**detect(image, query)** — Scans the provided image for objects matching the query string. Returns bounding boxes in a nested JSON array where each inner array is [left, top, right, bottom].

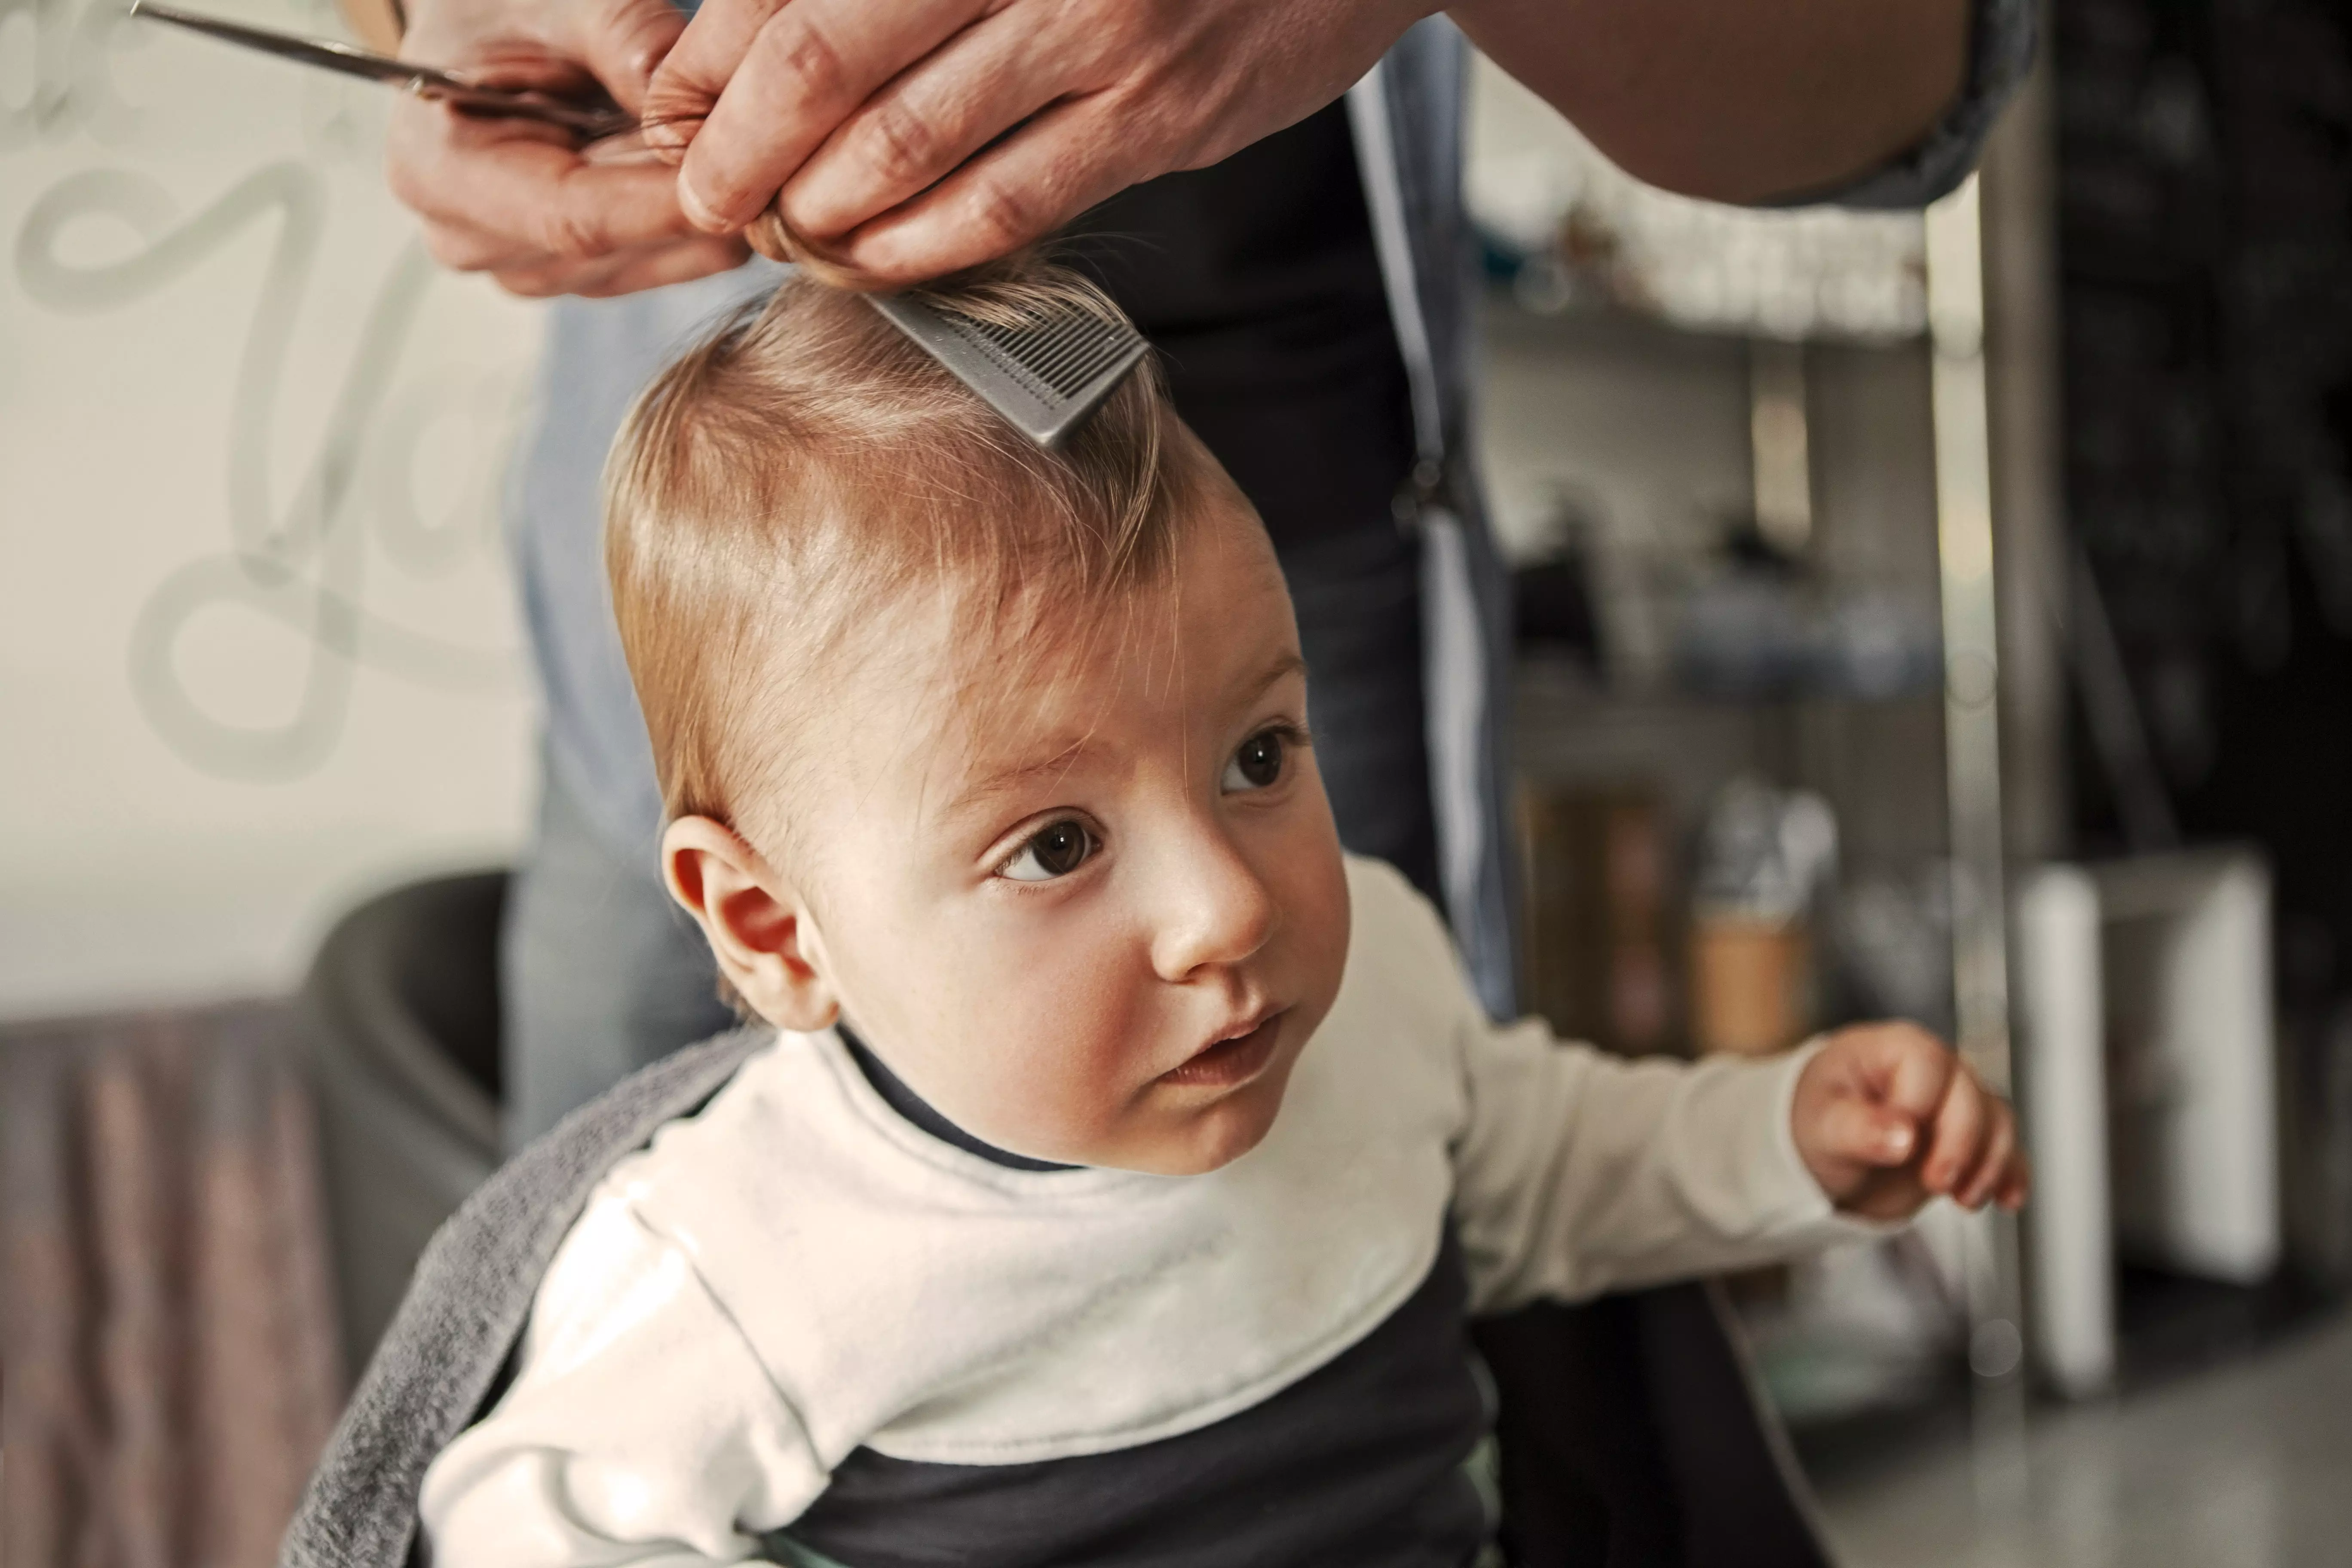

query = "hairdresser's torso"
[[1063, 101, 1418, 554]]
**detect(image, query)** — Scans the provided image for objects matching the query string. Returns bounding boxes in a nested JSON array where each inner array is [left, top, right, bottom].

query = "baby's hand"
[[1791, 1022, 2029, 1222]]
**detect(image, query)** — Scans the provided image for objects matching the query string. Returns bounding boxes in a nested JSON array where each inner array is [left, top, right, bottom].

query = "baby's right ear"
[[660, 816, 838, 1033]]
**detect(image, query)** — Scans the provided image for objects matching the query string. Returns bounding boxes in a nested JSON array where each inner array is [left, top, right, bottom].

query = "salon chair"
[[303, 872, 506, 1362], [299, 873, 1831, 1568]]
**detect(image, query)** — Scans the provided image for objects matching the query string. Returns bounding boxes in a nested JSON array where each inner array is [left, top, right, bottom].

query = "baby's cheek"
[[1288, 848, 1354, 1018], [981, 978, 1158, 1148]]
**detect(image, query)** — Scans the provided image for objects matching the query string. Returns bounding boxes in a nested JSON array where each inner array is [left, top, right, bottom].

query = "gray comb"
[[867, 293, 1149, 449]]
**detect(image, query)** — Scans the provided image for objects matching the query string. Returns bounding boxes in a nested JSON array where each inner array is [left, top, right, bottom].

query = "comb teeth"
[[966, 312, 1139, 399], [866, 293, 1149, 449]]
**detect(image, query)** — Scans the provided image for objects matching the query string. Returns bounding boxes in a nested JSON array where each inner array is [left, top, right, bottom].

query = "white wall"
[[1, 0, 545, 1018]]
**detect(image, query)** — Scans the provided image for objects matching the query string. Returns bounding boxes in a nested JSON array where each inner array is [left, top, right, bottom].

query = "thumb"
[[1807, 1092, 1919, 1173], [571, 0, 687, 109]]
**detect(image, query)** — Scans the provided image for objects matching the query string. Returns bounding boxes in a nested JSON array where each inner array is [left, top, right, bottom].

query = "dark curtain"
[[2058, 0, 2352, 997], [2, 1001, 344, 1568]]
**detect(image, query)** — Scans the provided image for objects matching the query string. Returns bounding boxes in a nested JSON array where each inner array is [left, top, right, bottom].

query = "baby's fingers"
[[1811, 1093, 1920, 1172], [1955, 1097, 2018, 1210], [1920, 1067, 1990, 1197], [1995, 1151, 2033, 1211]]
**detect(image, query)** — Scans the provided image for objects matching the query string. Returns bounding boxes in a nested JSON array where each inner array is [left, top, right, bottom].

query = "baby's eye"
[[1222, 728, 1288, 793], [999, 819, 1097, 882]]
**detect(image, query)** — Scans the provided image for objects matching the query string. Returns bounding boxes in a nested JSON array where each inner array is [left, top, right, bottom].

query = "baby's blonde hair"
[[606, 260, 1207, 844]]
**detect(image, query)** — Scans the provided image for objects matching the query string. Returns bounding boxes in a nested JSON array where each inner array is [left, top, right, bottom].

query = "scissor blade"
[[130, 1, 461, 88], [126, 0, 638, 139]]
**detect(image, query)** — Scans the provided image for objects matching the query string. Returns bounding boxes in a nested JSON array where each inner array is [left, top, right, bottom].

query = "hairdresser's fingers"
[[565, 235, 754, 297], [389, 103, 703, 272], [397, 136, 585, 274], [822, 93, 1164, 282], [636, 0, 793, 156], [401, 0, 682, 107], [382, 0, 708, 291], [776, 10, 1083, 240], [801, 0, 1421, 279], [1919, 1067, 1991, 1197], [1955, 1099, 2020, 1210], [654, 0, 992, 228], [565, 0, 689, 111], [439, 47, 608, 101], [635, 0, 794, 153], [493, 233, 750, 297], [485, 233, 645, 297]]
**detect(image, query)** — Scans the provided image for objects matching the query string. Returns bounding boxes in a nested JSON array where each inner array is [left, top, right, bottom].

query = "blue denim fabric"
[[502, 761, 739, 1147], [511, 260, 787, 860]]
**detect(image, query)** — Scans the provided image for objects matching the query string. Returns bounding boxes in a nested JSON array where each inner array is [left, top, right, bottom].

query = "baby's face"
[[781, 496, 1351, 1175]]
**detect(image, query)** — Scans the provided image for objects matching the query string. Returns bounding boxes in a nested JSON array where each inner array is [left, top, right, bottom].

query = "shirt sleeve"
[[419, 1194, 827, 1568], [1805, 0, 2039, 209], [1447, 1008, 1877, 1314]]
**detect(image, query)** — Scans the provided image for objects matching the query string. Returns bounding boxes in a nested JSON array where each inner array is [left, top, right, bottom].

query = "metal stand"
[[1925, 175, 2032, 1495]]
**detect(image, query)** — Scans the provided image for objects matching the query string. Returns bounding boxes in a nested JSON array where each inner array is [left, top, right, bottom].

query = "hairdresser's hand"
[[640, 0, 1431, 285], [386, 0, 752, 297], [1791, 1021, 2030, 1223]]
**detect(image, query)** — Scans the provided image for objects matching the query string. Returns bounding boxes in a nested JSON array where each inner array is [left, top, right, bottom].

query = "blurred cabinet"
[[2015, 850, 2282, 1400]]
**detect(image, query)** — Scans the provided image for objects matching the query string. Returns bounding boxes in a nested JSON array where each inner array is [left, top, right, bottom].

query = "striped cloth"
[[1, 1001, 344, 1568]]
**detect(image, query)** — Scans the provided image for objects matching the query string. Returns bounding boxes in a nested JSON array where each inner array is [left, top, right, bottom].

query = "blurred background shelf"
[[1466, 5, 2352, 1474]]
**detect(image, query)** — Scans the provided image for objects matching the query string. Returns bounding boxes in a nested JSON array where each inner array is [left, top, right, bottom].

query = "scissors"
[[127, 0, 640, 142]]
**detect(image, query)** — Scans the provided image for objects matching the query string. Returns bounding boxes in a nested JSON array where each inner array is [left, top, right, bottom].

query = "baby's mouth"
[[1160, 1010, 1287, 1089]]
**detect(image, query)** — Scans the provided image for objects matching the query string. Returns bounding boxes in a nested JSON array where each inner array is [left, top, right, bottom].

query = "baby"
[[419, 263, 2027, 1567]]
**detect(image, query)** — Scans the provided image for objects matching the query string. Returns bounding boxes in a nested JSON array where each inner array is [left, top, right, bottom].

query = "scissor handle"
[[410, 78, 638, 140]]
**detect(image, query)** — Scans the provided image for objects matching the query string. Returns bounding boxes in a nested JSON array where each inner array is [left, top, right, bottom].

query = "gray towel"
[[279, 1026, 771, 1568]]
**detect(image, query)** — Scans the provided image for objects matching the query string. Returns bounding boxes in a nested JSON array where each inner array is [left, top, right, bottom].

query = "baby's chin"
[[1088, 1055, 1302, 1177]]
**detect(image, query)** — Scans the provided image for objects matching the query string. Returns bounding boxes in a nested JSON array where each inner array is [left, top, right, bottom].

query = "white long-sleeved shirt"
[[421, 856, 1858, 1566]]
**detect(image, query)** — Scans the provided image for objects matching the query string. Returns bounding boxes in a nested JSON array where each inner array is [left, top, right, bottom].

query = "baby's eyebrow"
[[943, 650, 1306, 819], [1231, 651, 1308, 703], [943, 737, 1096, 820]]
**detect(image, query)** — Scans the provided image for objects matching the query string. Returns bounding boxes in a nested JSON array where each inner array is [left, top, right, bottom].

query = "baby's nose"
[[1146, 835, 1276, 982]]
